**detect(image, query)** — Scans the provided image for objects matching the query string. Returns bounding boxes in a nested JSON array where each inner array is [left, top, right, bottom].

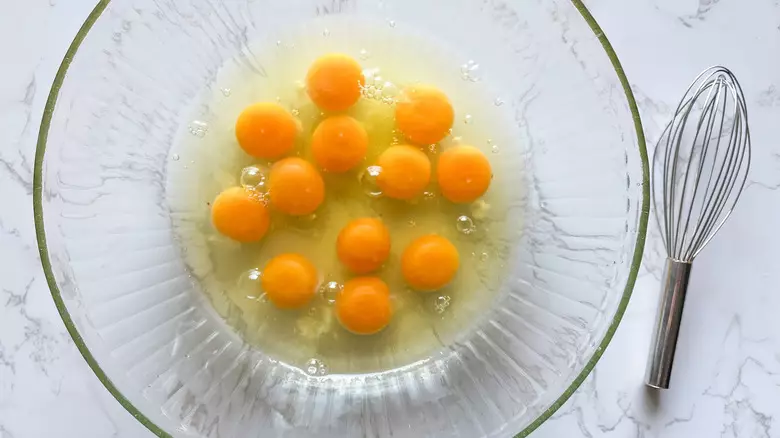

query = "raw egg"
[[235, 102, 298, 159], [261, 253, 318, 309], [211, 187, 270, 242], [437, 145, 492, 203], [311, 115, 368, 173], [375, 145, 431, 200], [268, 157, 325, 215], [336, 276, 393, 335], [306, 53, 365, 112], [336, 218, 391, 274], [395, 85, 454, 145], [401, 234, 459, 291]]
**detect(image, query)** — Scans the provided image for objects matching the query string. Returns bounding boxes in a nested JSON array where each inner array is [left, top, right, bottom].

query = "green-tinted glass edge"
[[31, 0, 648, 437], [32, 0, 171, 436], [513, 1, 650, 436]]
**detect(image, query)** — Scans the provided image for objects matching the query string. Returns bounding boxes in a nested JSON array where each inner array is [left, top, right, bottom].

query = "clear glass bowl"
[[34, 0, 648, 437]]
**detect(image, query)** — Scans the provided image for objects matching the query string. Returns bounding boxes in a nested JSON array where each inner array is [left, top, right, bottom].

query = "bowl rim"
[[32, 1, 649, 436]]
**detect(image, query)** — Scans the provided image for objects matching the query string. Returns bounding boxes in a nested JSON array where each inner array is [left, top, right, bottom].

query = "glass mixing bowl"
[[34, 0, 648, 436]]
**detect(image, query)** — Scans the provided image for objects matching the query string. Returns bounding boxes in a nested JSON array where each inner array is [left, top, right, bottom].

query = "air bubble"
[[388, 19, 396, 28], [359, 49, 371, 60], [240, 268, 262, 284], [358, 166, 383, 198], [240, 165, 268, 192], [249, 189, 268, 205], [188, 120, 209, 137], [230, 268, 264, 304], [291, 108, 300, 116], [319, 281, 343, 304], [464, 114, 473, 124], [171, 154, 180, 161], [362, 85, 377, 99], [305, 358, 329, 376], [460, 60, 480, 82], [492, 145, 500, 154], [470, 199, 491, 220], [361, 73, 398, 104], [480, 252, 489, 261], [382, 81, 397, 95], [276, 40, 282, 46], [221, 88, 232, 97], [423, 191, 436, 200], [428, 144, 439, 155], [433, 294, 452, 314], [363, 68, 379, 86], [494, 98, 504, 106], [456, 215, 476, 235], [323, 28, 330, 37]]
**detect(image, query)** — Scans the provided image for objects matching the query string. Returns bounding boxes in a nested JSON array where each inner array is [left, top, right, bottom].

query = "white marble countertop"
[[2, 0, 779, 437]]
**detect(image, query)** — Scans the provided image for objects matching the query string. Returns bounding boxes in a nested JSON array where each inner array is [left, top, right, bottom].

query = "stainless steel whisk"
[[645, 66, 751, 389]]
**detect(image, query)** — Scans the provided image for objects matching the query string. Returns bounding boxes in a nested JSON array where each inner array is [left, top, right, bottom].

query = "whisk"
[[645, 66, 751, 389]]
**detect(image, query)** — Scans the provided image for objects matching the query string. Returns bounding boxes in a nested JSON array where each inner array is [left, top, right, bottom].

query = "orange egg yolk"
[[375, 145, 431, 200], [261, 253, 318, 309], [401, 234, 459, 291], [235, 102, 299, 159], [394, 85, 454, 145], [336, 218, 391, 274], [267, 157, 325, 216], [336, 277, 393, 335], [311, 115, 368, 173], [437, 145, 492, 203], [306, 53, 365, 112], [211, 187, 270, 242]]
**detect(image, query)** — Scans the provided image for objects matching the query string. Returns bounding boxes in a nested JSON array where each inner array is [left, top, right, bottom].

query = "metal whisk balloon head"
[[653, 66, 752, 262]]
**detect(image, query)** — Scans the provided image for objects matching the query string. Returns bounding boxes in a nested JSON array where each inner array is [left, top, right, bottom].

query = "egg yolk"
[[395, 85, 454, 145], [261, 253, 318, 309], [437, 145, 492, 203], [311, 115, 368, 173], [401, 235, 459, 291], [336, 277, 393, 335], [337, 218, 391, 274], [267, 157, 325, 216], [211, 187, 270, 242], [375, 145, 431, 200], [306, 53, 365, 112], [235, 102, 299, 159]]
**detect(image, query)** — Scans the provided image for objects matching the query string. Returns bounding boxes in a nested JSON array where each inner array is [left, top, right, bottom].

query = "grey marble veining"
[[1, 0, 779, 436]]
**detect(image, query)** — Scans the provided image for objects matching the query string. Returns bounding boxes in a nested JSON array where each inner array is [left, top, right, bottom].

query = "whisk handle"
[[645, 258, 692, 389]]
